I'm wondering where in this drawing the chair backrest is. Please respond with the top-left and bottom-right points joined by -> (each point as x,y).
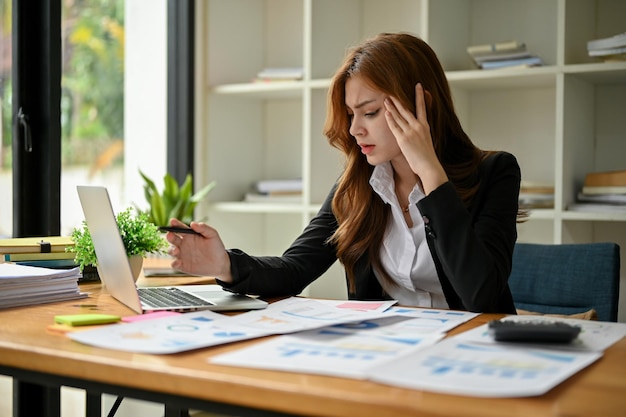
508,242 -> 620,322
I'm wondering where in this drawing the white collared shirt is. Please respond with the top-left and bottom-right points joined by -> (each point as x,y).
369,162 -> 448,309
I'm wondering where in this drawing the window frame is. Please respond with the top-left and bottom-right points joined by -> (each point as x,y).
167,0 -> 195,184
12,0 -> 62,237
11,0 -> 195,238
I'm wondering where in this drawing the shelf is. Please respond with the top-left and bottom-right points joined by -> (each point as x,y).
209,65 -> 626,98
198,0 -> 626,304
446,67 -> 558,90
209,202 -> 321,214
561,211 -> 626,222
211,69 -> 559,97
211,81 -> 304,99
563,62 -> 626,83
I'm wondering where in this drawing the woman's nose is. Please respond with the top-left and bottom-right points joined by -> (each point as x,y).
349,117 -> 363,137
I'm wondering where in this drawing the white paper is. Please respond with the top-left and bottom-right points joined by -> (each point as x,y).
0,263 -> 81,281
68,297 -> 395,354
210,309 -> 610,397
211,316 -> 444,378
0,291 -> 88,308
368,338 -> 602,397
228,297 -> 393,334
381,305 -> 479,333
69,310 -> 273,354
210,310 -> 475,377
0,264 -> 84,308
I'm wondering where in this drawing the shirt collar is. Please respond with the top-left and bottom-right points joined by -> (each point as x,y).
369,162 -> 425,207
369,162 -> 396,206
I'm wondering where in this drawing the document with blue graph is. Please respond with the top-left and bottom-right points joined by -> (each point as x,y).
211,305 -> 479,379
368,315 -> 626,397
67,297 -> 412,354
211,312 -> 624,397
211,315 -> 447,379
368,338 -> 601,397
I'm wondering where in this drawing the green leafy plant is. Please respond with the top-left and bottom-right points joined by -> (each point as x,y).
139,170 -> 216,226
68,207 -> 168,271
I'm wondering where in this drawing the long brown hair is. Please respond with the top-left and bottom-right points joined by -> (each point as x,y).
324,33 -> 489,291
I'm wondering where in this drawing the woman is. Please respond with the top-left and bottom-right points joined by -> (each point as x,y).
166,33 -> 522,314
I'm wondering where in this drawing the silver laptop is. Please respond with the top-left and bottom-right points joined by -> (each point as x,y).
76,185 -> 267,314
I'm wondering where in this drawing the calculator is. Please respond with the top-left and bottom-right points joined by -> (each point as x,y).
488,319 -> 581,343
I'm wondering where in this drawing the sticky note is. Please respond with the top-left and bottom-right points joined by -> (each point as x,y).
54,314 -> 121,326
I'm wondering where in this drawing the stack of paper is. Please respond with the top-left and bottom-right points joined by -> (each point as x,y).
587,32 -> 626,61
466,40 -> 543,70
244,178 -> 303,203
254,67 -> 304,82
0,263 -> 86,308
569,169 -> 626,213
519,181 -> 555,209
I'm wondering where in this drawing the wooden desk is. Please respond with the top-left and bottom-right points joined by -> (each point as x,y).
1,281 -> 625,417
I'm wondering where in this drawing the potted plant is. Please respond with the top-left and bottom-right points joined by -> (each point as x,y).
139,170 -> 216,226
68,207 -> 169,280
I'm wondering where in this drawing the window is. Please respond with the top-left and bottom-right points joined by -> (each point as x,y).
1,0 -> 169,238
60,0 -> 127,234
60,0 -> 168,236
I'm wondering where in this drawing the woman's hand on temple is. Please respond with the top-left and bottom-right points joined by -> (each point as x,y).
384,83 -> 448,194
165,218 -> 233,282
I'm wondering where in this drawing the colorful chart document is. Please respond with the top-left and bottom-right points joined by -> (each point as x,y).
367,338 -> 602,397
67,297 -> 397,354
69,310 -> 272,354
211,306 -> 479,378
364,315 -> 623,397
211,315 -> 445,378
210,312 -> 620,398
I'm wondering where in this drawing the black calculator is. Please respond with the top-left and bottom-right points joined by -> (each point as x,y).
488,319 -> 581,343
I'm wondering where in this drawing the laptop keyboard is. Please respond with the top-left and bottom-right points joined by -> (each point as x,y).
137,287 -> 214,308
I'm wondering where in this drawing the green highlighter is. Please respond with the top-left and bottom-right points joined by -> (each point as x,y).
54,314 -> 121,326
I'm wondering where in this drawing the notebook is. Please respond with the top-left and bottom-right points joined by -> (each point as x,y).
76,185 -> 267,314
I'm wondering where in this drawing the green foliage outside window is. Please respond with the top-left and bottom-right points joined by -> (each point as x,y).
0,0 -> 126,169
62,0 -> 125,166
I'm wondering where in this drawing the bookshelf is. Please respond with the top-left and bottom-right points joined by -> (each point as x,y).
195,0 -> 626,320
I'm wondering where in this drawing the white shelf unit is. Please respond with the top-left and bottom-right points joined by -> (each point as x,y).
195,0 -> 626,320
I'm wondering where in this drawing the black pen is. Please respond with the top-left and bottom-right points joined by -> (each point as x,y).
159,226 -> 201,235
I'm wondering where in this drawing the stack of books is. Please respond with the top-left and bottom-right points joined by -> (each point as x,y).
0,236 -> 77,269
587,32 -> 626,62
244,178 -> 303,203
0,262 -> 86,309
467,40 -> 543,70
569,169 -> 626,213
518,182 -> 555,209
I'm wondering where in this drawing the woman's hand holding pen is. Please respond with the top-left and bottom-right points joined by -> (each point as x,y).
384,83 -> 448,195
164,218 -> 233,282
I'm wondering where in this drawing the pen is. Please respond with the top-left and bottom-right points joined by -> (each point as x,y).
158,226 -> 201,235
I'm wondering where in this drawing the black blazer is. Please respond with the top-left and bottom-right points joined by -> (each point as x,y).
221,152 -> 520,314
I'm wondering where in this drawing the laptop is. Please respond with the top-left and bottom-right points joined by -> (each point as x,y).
76,185 -> 267,314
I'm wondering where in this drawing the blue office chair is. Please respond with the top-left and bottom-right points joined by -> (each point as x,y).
508,242 -> 620,322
